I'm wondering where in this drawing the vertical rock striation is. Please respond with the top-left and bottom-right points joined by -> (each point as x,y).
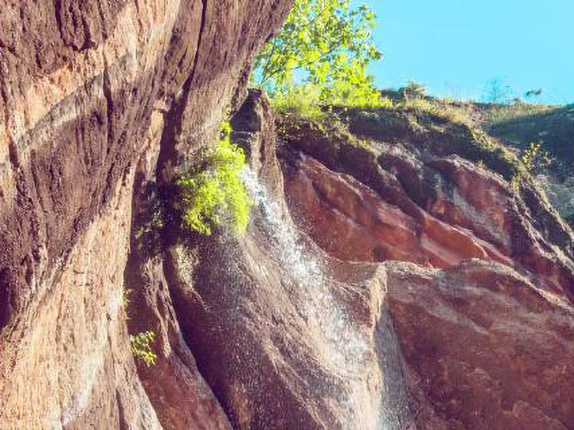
0,1 -> 292,428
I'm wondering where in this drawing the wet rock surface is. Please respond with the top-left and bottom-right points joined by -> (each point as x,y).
280,108 -> 574,429
2,2 -> 573,428
164,118 -> 405,429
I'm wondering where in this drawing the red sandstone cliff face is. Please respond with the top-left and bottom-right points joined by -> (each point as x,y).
280,112 -> 574,300
280,109 -> 574,429
2,3 -> 574,429
0,1 -> 292,428
155,95 -> 412,429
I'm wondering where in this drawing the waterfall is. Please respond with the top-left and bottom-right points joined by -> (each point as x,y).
241,168 -> 404,430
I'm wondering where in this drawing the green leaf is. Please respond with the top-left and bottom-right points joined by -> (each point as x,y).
252,0 -> 382,103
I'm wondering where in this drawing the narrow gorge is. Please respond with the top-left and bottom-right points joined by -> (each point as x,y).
1,1 -> 573,429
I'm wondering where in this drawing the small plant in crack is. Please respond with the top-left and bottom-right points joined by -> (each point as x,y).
130,330 -> 158,367
121,287 -> 132,321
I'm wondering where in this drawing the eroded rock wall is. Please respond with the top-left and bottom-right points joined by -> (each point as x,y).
2,3 -> 573,428
488,105 -> 574,226
158,94 -> 412,429
0,1 -> 292,428
386,260 -> 574,430
279,110 -> 574,429
280,113 -> 574,302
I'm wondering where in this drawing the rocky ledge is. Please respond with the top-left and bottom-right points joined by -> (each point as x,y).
279,103 -> 574,429
1,2 -> 573,429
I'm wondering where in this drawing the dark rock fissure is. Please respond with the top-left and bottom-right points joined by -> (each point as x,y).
2,2 -> 574,429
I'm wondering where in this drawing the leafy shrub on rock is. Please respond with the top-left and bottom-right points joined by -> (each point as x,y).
177,123 -> 251,236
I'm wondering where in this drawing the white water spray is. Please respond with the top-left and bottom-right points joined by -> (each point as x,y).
241,168 -> 400,430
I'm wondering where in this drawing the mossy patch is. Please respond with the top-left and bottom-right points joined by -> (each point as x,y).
341,104 -> 525,182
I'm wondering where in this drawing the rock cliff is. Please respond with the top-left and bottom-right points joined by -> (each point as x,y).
280,105 -> 574,429
1,2 -> 573,430
488,105 -> 574,226
0,1 -> 292,428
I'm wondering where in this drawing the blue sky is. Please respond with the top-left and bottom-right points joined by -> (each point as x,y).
366,0 -> 574,104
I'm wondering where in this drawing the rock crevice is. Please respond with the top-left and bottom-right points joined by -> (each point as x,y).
2,4 -> 573,429
0,1 -> 293,428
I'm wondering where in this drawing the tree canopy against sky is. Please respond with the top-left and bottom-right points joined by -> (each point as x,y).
252,0 -> 382,104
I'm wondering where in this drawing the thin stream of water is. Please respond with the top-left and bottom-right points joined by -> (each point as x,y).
241,168 -> 398,430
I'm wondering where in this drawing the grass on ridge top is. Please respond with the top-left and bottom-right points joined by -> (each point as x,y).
274,92 -> 541,186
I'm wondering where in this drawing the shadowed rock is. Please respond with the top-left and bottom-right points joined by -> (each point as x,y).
0,1 -> 292,428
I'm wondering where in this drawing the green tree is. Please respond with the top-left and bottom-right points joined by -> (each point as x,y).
253,0 -> 382,104
401,81 -> 427,100
482,78 -> 513,104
